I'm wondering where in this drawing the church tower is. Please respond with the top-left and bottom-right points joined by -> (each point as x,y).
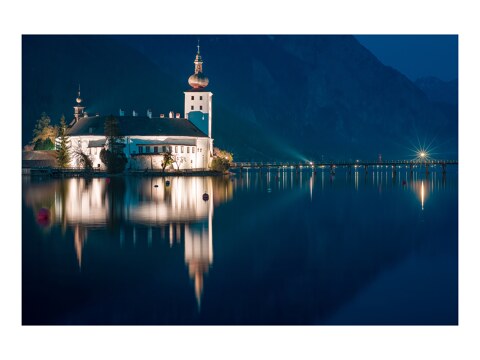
73,85 -> 86,123
184,43 -> 213,138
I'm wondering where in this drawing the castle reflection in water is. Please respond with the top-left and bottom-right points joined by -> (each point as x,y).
23,168 -> 451,314
23,176 -> 233,308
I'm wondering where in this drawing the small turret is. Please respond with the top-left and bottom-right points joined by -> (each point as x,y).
73,84 -> 86,123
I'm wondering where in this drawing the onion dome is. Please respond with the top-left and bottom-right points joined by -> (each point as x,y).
188,43 -> 209,89
188,72 -> 209,88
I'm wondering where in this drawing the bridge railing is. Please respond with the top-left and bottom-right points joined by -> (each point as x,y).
231,159 -> 458,168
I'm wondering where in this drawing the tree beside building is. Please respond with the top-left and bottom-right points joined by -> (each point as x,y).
161,151 -> 174,172
32,112 -> 57,150
56,115 -> 71,168
100,115 -> 127,173
74,148 -> 93,171
211,147 -> 233,173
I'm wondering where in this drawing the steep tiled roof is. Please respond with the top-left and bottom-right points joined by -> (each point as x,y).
67,115 -> 208,137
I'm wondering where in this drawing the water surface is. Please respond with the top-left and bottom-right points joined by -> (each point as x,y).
22,167 -> 458,325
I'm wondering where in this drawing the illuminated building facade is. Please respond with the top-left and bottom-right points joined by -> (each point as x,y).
64,45 -> 214,171
184,43 -> 213,138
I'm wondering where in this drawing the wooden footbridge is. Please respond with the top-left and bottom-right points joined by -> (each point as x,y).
231,160 -> 458,175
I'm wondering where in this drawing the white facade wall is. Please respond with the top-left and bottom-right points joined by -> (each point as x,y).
184,91 -> 213,137
68,135 -> 212,171
70,135 -> 106,170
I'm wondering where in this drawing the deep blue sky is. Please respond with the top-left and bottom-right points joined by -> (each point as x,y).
355,35 -> 458,81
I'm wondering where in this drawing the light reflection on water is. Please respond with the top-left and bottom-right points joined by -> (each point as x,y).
22,167 -> 457,325
24,176 -> 233,311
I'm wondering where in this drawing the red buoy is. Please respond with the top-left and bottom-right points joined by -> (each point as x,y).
37,208 -> 50,227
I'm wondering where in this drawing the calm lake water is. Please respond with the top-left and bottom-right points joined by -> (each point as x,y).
22,167 -> 458,325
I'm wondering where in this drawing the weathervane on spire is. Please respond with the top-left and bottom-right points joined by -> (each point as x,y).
197,39 -> 200,54
76,84 -> 83,104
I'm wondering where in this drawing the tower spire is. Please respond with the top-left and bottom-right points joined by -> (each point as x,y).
194,44 -> 203,74
74,85 -> 85,122
188,43 -> 209,88
76,84 -> 82,104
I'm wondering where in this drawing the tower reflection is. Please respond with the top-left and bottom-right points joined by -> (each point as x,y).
24,176 -> 233,308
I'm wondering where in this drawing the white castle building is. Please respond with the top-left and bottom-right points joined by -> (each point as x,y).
66,44 -> 214,171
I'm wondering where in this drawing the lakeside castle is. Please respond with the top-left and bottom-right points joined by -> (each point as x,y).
65,44 -> 214,171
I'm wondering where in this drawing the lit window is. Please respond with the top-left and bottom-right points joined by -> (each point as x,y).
191,105 -> 194,110
154,146 -> 158,153
191,96 -> 194,100
139,146 -> 143,153
200,96 -> 203,100
200,105 -> 203,110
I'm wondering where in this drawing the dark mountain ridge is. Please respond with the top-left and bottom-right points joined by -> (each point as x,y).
415,76 -> 458,105
22,35 -> 458,161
